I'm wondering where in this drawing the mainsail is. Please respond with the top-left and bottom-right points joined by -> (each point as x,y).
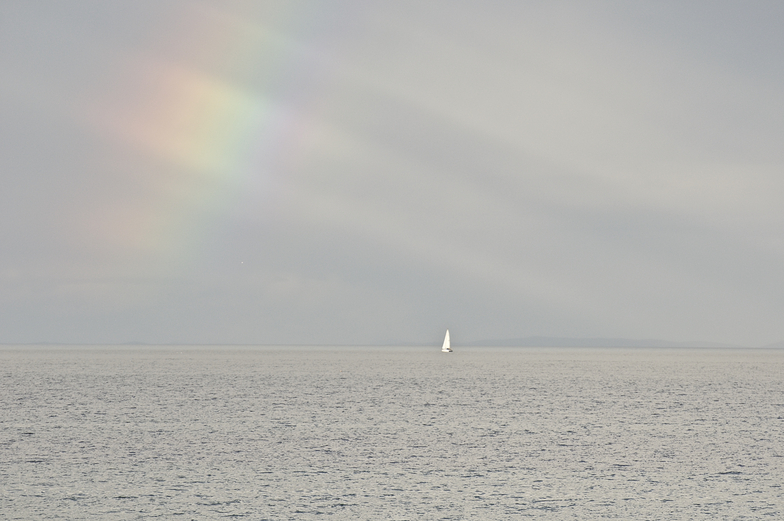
441,329 -> 452,352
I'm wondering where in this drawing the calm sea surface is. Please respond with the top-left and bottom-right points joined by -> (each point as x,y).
2,346 -> 783,519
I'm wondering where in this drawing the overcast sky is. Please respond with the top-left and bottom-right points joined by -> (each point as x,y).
2,1 -> 783,346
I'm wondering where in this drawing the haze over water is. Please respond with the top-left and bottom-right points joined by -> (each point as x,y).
4,2 -> 784,347
3,346 -> 782,519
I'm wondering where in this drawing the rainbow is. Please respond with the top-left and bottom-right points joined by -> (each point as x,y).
86,3 -> 322,258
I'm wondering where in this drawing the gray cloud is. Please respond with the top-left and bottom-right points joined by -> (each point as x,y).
2,1 -> 783,345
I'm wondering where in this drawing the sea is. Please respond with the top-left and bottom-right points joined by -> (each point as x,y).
1,346 -> 783,520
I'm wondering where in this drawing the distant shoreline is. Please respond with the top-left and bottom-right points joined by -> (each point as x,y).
2,340 -> 783,349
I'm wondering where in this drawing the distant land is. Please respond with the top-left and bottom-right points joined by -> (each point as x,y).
4,338 -> 784,348
463,337 -> 748,348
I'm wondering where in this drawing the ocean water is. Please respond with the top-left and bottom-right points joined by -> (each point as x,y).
1,346 -> 783,520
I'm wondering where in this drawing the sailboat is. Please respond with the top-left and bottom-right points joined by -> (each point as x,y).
441,329 -> 452,353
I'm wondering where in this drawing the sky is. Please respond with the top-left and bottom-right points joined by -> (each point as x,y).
2,1 -> 784,346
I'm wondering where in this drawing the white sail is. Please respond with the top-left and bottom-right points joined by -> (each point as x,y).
441,329 -> 452,352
